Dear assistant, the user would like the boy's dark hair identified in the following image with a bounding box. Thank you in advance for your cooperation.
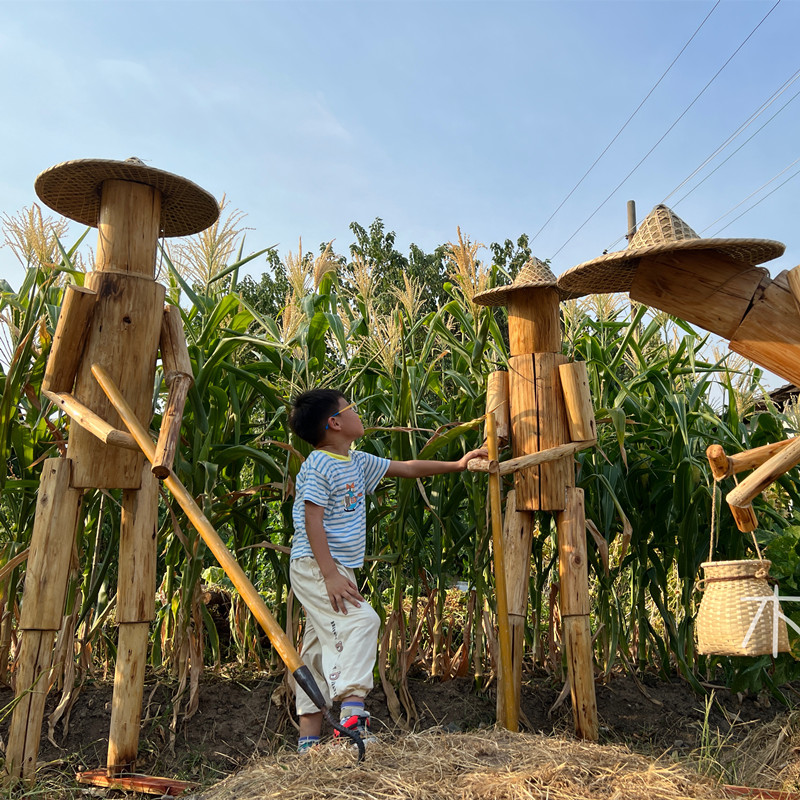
[289,389,346,446]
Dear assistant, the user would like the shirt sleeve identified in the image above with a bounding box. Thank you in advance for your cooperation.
[302,459,333,508]
[354,451,391,494]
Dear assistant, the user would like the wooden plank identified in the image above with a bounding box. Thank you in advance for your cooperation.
[509,354,539,510]
[19,459,81,630]
[76,768,195,796]
[42,285,96,393]
[536,352,571,510]
[630,251,768,340]
[69,272,164,489]
[562,615,599,742]
[559,361,597,443]
[730,270,800,387]
[117,464,158,623]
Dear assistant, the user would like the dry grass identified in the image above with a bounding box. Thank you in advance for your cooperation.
[190,728,727,800]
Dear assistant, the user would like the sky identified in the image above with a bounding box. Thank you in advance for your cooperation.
[1,0,799,309]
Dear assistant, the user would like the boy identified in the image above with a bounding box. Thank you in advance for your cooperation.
[288,389,487,751]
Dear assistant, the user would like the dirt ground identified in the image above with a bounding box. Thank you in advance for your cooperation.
[0,666,797,793]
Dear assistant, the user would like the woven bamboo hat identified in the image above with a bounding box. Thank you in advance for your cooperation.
[474,256,578,306]
[34,157,220,238]
[557,204,785,297]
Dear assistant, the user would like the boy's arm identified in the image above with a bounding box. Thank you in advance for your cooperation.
[304,501,364,615]
[385,447,488,479]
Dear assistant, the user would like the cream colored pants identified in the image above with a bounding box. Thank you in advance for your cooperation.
[290,557,380,716]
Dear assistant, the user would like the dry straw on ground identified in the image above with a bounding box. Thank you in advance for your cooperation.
[189,728,730,800]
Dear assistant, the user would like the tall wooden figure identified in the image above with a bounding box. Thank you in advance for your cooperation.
[5,158,218,783]
[472,259,599,740]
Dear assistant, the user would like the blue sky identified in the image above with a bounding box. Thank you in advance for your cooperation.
[1,0,799,298]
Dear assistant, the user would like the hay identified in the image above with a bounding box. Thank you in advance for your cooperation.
[188,728,727,800]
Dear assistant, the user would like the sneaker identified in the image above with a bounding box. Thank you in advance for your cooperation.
[333,711,378,746]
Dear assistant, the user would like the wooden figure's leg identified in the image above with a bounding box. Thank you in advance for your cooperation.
[556,487,599,741]
[107,465,158,775]
[5,459,81,783]
[495,490,533,726]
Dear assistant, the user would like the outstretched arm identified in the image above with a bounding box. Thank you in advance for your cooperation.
[385,447,488,479]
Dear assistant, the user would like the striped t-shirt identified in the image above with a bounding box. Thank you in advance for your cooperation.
[291,449,391,568]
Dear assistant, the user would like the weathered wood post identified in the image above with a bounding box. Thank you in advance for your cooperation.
[473,260,599,740]
[5,158,218,784]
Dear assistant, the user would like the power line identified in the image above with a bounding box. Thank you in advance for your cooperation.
[527,1,721,248]
[550,0,782,262]
[664,67,800,206]
[701,157,800,235]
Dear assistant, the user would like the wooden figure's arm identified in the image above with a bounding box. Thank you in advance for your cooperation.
[42,285,97,393]
[153,305,194,479]
[43,390,138,450]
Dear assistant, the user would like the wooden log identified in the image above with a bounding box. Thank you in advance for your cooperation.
[558,361,597,443]
[467,440,595,475]
[107,622,150,775]
[19,459,82,630]
[152,376,191,479]
[43,391,138,451]
[630,251,769,340]
[96,180,161,277]
[5,630,56,782]
[68,272,165,489]
[485,371,510,445]
[556,488,591,618]
[562,615,599,741]
[76,769,195,797]
[707,438,800,481]
[508,353,571,510]
[159,305,193,383]
[507,288,561,354]
[117,465,158,623]
[486,411,517,732]
[727,435,800,508]
[730,271,800,387]
[42,285,97,393]
[786,264,800,313]
[730,504,759,533]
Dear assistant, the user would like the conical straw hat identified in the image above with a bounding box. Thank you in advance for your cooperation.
[474,256,578,306]
[35,157,219,238]
[557,204,785,298]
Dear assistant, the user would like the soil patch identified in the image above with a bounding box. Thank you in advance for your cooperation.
[0,669,797,792]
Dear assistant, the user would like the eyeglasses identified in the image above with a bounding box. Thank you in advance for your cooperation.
[325,401,358,429]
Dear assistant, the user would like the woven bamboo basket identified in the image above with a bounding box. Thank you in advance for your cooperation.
[696,560,789,656]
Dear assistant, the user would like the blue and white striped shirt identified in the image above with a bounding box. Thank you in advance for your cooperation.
[291,449,391,568]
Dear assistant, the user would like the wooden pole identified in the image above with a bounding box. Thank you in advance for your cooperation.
[92,364,305,672]
[706,439,800,481]
[727,435,800,509]
[468,440,595,475]
[486,411,517,731]
[495,489,533,725]
[43,391,138,451]
[5,459,82,783]
[486,371,510,445]
[556,487,598,741]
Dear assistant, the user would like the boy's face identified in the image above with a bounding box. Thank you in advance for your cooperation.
[329,397,364,439]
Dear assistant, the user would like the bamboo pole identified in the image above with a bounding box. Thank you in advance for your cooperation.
[486,410,517,731]
[92,364,304,671]
[467,439,596,475]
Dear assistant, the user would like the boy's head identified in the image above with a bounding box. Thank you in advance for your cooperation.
[289,389,348,446]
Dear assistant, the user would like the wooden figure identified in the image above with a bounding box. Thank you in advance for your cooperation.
[469,261,599,740]
[5,158,218,783]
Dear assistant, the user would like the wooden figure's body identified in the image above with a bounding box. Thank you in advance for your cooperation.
[5,159,217,784]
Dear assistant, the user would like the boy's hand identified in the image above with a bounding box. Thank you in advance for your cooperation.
[323,570,364,614]
[457,447,489,470]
